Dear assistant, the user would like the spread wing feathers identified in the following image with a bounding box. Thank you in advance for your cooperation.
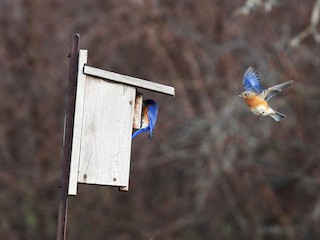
[262,80,293,101]
[146,100,158,140]
[243,67,263,93]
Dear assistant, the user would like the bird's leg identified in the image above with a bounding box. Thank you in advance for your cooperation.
[258,115,264,122]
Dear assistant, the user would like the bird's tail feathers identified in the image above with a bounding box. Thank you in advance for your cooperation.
[132,127,151,139]
[132,127,148,139]
[269,109,286,122]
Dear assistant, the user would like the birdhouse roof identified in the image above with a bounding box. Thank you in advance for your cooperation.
[83,65,175,96]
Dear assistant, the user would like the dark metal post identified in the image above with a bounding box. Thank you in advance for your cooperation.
[56,33,80,240]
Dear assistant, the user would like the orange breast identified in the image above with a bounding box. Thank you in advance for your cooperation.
[245,95,268,108]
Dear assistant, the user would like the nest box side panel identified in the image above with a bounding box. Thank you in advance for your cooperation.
[69,49,88,195]
[78,76,135,187]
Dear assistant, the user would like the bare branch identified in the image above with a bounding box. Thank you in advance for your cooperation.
[233,0,279,16]
[289,0,320,47]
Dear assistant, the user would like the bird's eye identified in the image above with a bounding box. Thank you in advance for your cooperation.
[244,93,248,97]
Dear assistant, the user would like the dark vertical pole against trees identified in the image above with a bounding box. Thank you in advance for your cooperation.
[56,33,80,240]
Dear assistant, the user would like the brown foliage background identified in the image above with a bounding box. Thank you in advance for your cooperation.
[0,0,320,239]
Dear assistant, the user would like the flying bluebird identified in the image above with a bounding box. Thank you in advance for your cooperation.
[132,99,158,139]
[239,67,293,121]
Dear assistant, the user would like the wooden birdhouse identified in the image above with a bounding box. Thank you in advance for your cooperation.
[68,50,175,195]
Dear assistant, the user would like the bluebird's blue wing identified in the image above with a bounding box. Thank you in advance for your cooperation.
[131,99,158,140]
[243,67,263,93]
[145,100,158,140]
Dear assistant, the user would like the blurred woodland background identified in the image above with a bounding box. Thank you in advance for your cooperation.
[1,0,320,239]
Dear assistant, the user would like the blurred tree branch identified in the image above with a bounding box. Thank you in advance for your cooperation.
[289,0,320,47]
[233,0,279,16]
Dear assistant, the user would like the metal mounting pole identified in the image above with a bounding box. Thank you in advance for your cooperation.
[56,33,80,240]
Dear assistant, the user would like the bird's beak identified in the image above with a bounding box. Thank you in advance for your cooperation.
[238,94,242,98]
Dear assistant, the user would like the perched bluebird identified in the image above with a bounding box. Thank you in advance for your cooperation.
[132,99,158,139]
[239,67,293,121]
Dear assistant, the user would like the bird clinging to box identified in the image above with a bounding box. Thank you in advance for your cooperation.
[132,99,158,139]
[239,67,293,121]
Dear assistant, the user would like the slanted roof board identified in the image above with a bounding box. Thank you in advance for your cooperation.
[83,65,175,96]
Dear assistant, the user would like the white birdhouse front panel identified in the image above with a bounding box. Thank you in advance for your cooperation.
[77,76,135,187]
[68,49,174,195]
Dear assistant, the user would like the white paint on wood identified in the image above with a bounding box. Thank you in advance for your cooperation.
[69,50,88,195]
[133,92,143,129]
[77,76,136,187]
[84,65,175,96]
[68,49,176,194]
